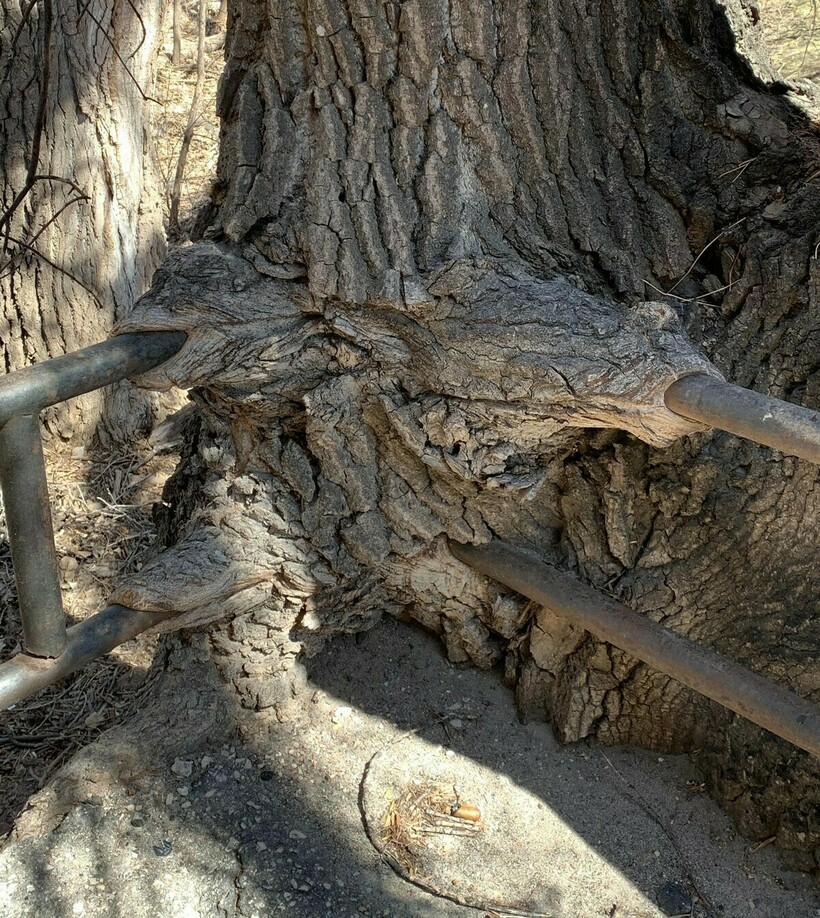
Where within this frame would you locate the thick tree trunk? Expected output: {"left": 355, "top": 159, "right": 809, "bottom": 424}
{"left": 0, "top": 0, "right": 166, "bottom": 442}
{"left": 116, "top": 0, "right": 820, "bottom": 864}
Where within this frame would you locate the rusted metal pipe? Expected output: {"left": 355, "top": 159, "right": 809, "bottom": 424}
{"left": 0, "top": 331, "right": 186, "bottom": 427}
{"left": 665, "top": 373, "right": 820, "bottom": 465}
{"left": 449, "top": 539, "right": 820, "bottom": 759}
{"left": 0, "top": 415, "right": 67, "bottom": 657}
{"left": 0, "top": 605, "right": 179, "bottom": 711}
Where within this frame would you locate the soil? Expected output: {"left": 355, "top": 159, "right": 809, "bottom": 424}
{"left": 2, "top": 620, "right": 817, "bottom": 918}
{"left": 760, "top": 0, "right": 820, "bottom": 81}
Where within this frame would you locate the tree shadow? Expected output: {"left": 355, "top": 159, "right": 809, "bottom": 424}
{"left": 2, "top": 616, "right": 817, "bottom": 918}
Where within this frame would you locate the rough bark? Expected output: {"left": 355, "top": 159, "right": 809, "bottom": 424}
{"left": 115, "top": 0, "right": 819, "bottom": 864}
{"left": 0, "top": 0, "right": 166, "bottom": 442}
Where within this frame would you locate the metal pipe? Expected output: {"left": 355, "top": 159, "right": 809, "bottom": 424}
{"left": 0, "top": 331, "right": 186, "bottom": 427}
{"left": 665, "top": 373, "right": 820, "bottom": 466}
{"left": 0, "top": 605, "right": 179, "bottom": 711}
{"left": 0, "top": 414, "right": 67, "bottom": 657}
{"left": 449, "top": 539, "right": 820, "bottom": 759}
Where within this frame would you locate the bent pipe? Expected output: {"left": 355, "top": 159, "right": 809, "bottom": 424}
{"left": 0, "top": 330, "right": 186, "bottom": 663}
{"left": 0, "top": 605, "right": 179, "bottom": 711}
{"left": 449, "top": 539, "right": 820, "bottom": 759}
{"left": 0, "top": 331, "right": 187, "bottom": 427}
{"left": 665, "top": 374, "right": 820, "bottom": 466}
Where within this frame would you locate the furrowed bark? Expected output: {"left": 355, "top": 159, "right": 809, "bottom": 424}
{"left": 0, "top": 0, "right": 166, "bottom": 442}
{"left": 116, "top": 0, "right": 820, "bottom": 865}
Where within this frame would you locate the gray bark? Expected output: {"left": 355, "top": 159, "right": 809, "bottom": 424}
{"left": 115, "top": 0, "right": 819, "bottom": 865}
{"left": 0, "top": 0, "right": 166, "bottom": 442}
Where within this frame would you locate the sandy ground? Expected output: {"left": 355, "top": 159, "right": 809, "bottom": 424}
{"left": 760, "top": 0, "right": 820, "bottom": 81}
{"left": 0, "top": 620, "right": 817, "bottom": 918}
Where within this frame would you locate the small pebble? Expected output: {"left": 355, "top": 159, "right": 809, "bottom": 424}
{"left": 172, "top": 759, "right": 194, "bottom": 778}
{"left": 130, "top": 816, "right": 145, "bottom": 828}
{"left": 656, "top": 881, "right": 693, "bottom": 916}
{"left": 288, "top": 830, "right": 306, "bottom": 840}
{"left": 153, "top": 840, "right": 173, "bottom": 857}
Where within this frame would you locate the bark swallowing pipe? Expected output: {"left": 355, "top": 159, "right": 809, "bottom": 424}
{"left": 449, "top": 539, "right": 820, "bottom": 759}
{"left": 665, "top": 373, "right": 820, "bottom": 465}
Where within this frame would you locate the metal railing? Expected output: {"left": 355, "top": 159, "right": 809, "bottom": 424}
{"left": 0, "top": 332, "right": 185, "bottom": 706}
{"left": 0, "top": 340, "right": 818, "bottom": 760}
{"left": 450, "top": 540, "right": 820, "bottom": 759}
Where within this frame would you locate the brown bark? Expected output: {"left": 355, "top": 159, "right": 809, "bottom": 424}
{"left": 117, "top": 0, "right": 820, "bottom": 864}
{"left": 0, "top": 0, "right": 166, "bottom": 442}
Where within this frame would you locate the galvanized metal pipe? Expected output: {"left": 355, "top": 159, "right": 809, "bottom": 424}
{"left": 665, "top": 373, "right": 820, "bottom": 466}
{"left": 449, "top": 539, "right": 820, "bottom": 759}
{"left": 0, "top": 331, "right": 186, "bottom": 427}
{"left": 0, "top": 414, "right": 67, "bottom": 657}
{"left": 0, "top": 605, "right": 179, "bottom": 711}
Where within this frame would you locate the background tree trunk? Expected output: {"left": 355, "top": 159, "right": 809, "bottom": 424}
{"left": 0, "top": 0, "right": 167, "bottom": 443}
{"left": 117, "top": 0, "right": 820, "bottom": 864}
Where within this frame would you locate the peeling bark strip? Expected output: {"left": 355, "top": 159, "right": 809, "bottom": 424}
{"left": 120, "top": 1, "right": 818, "bottom": 861}
{"left": 0, "top": 1, "right": 166, "bottom": 442}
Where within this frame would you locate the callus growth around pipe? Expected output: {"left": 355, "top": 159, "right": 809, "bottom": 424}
{"left": 449, "top": 539, "right": 820, "bottom": 759}
{"left": 665, "top": 374, "right": 820, "bottom": 466}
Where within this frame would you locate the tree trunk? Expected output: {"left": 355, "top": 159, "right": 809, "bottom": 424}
{"left": 115, "top": 0, "right": 820, "bottom": 865}
{"left": 172, "top": 0, "right": 183, "bottom": 67}
{"left": 0, "top": 0, "right": 166, "bottom": 442}
{"left": 214, "top": 0, "right": 227, "bottom": 34}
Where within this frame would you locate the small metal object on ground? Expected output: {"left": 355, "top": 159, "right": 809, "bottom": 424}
{"left": 449, "top": 539, "right": 820, "bottom": 759}
{"left": 665, "top": 373, "right": 820, "bottom": 465}
{"left": 0, "top": 331, "right": 186, "bottom": 707}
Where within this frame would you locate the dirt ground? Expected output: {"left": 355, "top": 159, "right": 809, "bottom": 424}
{"left": 2, "top": 621, "right": 817, "bottom": 918}
{"left": 1, "top": 3, "right": 819, "bottom": 917}
{"left": 760, "top": 0, "right": 820, "bottom": 81}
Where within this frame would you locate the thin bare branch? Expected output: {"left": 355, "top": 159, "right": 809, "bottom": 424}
{"left": 2, "top": 233, "right": 104, "bottom": 310}
{"left": 168, "top": 0, "right": 208, "bottom": 235}
{"left": 10, "top": 0, "right": 40, "bottom": 53}
{"left": 0, "top": 0, "right": 53, "bottom": 245}
{"left": 0, "top": 193, "right": 89, "bottom": 278}
{"left": 78, "top": 2, "right": 160, "bottom": 102}
{"left": 32, "top": 174, "right": 88, "bottom": 196}
{"left": 172, "top": 0, "right": 183, "bottom": 66}
{"left": 124, "top": 0, "right": 148, "bottom": 59}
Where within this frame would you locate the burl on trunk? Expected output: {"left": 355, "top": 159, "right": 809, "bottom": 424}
{"left": 113, "top": 0, "right": 819, "bottom": 863}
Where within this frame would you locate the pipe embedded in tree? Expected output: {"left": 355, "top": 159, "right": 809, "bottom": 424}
{"left": 0, "top": 605, "right": 179, "bottom": 711}
{"left": 0, "top": 331, "right": 187, "bottom": 427}
{"left": 449, "top": 539, "right": 820, "bottom": 759}
{"left": 0, "top": 330, "right": 187, "bottom": 695}
{"left": 665, "top": 373, "right": 820, "bottom": 465}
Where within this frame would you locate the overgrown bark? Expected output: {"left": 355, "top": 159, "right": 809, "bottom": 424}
{"left": 0, "top": 0, "right": 166, "bottom": 442}
{"left": 117, "top": 0, "right": 819, "bottom": 865}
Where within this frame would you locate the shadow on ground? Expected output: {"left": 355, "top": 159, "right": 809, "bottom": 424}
{"left": 0, "top": 616, "right": 817, "bottom": 918}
